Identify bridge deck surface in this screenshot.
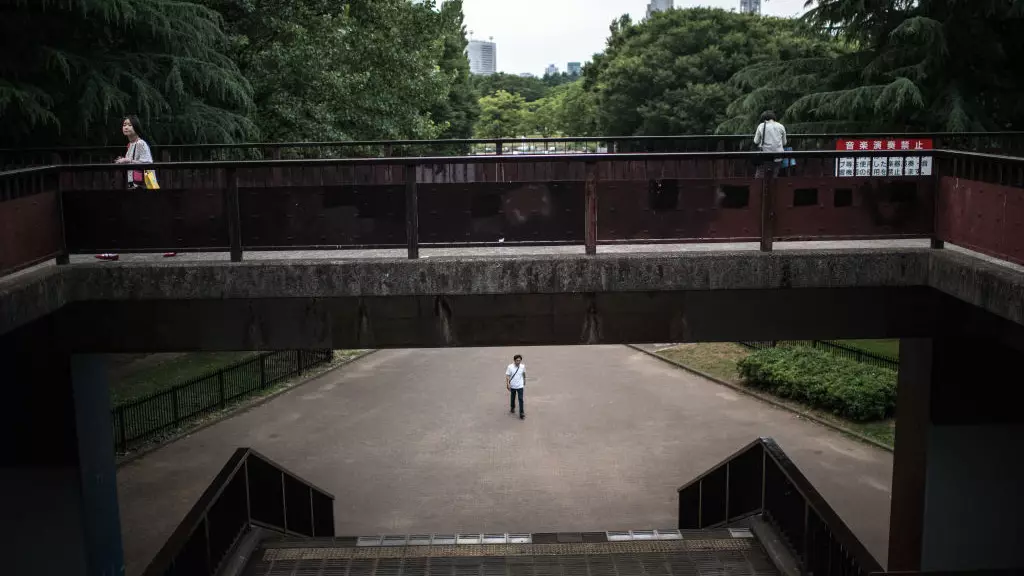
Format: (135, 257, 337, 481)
(115, 346, 893, 576)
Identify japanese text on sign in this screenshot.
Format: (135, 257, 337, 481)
(835, 138, 932, 177)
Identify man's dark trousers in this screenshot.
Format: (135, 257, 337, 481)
(510, 387, 524, 416)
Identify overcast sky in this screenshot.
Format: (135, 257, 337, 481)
(458, 0, 810, 76)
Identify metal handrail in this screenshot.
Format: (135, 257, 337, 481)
(677, 437, 883, 576)
(0, 147, 980, 179)
(141, 447, 334, 576)
(3, 131, 1023, 154)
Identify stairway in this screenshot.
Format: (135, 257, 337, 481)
(240, 529, 779, 576)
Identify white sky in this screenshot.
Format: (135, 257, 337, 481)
(458, 0, 810, 76)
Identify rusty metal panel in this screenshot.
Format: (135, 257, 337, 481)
(0, 192, 61, 274)
(239, 185, 407, 248)
(773, 177, 934, 240)
(936, 176, 1024, 265)
(63, 188, 228, 252)
(417, 182, 584, 244)
(598, 178, 761, 241)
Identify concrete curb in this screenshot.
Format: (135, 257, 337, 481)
(116, 350, 380, 467)
(625, 344, 894, 453)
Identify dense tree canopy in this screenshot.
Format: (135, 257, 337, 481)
(1, 0, 255, 146)
(475, 90, 528, 139)
(583, 8, 846, 136)
(473, 73, 551, 103)
(725, 0, 1024, 132)
(1, 0, 478, 146)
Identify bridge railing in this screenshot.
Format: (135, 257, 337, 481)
(141, 447, 334, 576)
(3, 132, 1024, 168)
(678, 437, 883, 576)
(1, 148, 1022, 278)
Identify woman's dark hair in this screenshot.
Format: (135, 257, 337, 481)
(760, 110, 777, 122)
(123, 115, 143, 137)
(513, 354, 523, 361)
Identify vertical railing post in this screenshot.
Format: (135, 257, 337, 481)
(495, 141, 503, 156)
(760, 162, 775, 252)
(218, 371, 226, 409)
(405, 163, 419, 260)
(801, 502, 811, 573)
(931, 153, 944, 249)
(259, 354, 267, 388)
(54, 168, 70, 265)
(117, 406, 127, 453)
(172, 387, 180, 427)
(585, 161, 598, 255)
(225, 167, 242, 262)
(280, 471, 289, 533)
(297, 350, 304, 374)
(270, 147, 282, 186)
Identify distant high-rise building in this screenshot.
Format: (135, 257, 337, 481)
(567, 62, 582, 76)
(467, 39, 497, 76)
(739, 0, 761, 14)
(545, 64, 559, 77)
(646, 0, 673, 18)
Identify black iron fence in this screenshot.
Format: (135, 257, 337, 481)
(678, 437, 882, 576)
(4, 131, 1024, 168)
(142, 447, 335, 576)
(112, 350, 332, 453)
(738, 341, 898, 371)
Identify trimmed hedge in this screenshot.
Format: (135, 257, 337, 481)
(737, 345, 896, 421)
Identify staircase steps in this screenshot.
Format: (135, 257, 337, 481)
(242, 529, 778, 576)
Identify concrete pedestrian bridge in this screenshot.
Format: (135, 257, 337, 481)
(3, 137, 1024, 576)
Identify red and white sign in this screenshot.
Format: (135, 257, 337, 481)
(834, 138, 933, 177)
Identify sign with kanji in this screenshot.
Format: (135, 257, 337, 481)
(834, 138, 933, 177)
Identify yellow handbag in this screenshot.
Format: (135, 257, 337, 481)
(143, 169, 160, 190)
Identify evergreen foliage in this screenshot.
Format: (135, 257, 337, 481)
(724, 0, 1024, 132)
(0, 0, 255, 146)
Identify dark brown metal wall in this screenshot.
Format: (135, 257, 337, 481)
(774, 177, 935, 240)
(62, 188, 229, 252)
(0, 191, 61, 274)
(936, 176, 1024, 265)
(55, 160, 939, 253)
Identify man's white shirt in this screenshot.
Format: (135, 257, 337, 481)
(506, 363, 526, 389)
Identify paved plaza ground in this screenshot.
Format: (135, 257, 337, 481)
(116, 345, 894, 576)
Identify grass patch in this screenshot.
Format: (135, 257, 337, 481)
(655, 343, 895, 449)
(109, 352, 258, 405)
(656, 343, 750, 382)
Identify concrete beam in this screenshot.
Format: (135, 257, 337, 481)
(3, 248, 1024, 349)
(62, 249, 931, 300)
(57, 288, 939, 352)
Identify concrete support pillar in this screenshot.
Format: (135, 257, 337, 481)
(0, 317, 124, 576)
(889, 336, 1024, 572)
(888, 338, 933, 571)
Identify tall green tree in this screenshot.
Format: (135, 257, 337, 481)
(473, 73, 550, 102)
(431, 0, 480, 140)
(0, 0, 254, 146)
(726, 0, 1024, 132)
(584, 8, 845, 136)
(205, 0, 457, 141)
(200, 0, 349, 141)
(474, 90, 528, 138)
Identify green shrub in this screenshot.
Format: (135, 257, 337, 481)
(737, 345, 896, 421)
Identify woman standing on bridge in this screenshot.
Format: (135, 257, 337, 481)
(96, 116, 175, 260)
